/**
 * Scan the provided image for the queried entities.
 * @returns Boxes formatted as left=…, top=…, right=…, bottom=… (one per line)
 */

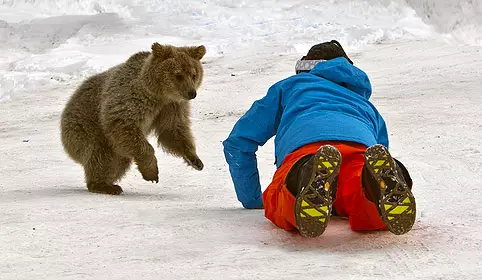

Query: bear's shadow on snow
left=8, top=185, right=180, bottom=202
left=0, top=187, right=91, bottom=202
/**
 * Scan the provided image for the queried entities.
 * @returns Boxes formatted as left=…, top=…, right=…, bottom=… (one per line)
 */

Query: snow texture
left=0, top=1, right=481, bottom=279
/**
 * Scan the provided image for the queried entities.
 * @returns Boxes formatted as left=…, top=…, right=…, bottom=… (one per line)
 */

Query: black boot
left=288, top=145, right=342, bottom=238
left=363, top=144, right=416, bottom=235
left=285, top=155, right=313, bottom=196
left=286, top=154, right=341, bottom=216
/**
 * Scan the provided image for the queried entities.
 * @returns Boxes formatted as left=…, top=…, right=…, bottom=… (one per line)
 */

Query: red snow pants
left=262, top=141, right=387, bottom=232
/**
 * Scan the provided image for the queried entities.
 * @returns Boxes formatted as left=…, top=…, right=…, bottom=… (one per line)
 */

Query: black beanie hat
left=302, top=40, right=353, bottom=64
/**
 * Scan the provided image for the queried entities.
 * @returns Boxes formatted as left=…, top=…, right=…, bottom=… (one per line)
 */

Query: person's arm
left=223, top=84, right=283, bottom=209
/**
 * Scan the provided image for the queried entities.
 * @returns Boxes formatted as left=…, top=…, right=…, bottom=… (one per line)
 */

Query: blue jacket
left=223, top=57, right=388, bottom=209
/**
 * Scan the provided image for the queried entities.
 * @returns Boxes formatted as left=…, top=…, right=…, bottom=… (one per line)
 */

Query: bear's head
left=141, top=43, right=206, bottom=102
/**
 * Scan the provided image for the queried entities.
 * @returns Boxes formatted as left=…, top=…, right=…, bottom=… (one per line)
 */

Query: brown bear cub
left=61, top=43, right=206, bottom=195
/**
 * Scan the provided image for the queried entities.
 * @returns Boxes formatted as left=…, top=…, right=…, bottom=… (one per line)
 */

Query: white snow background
left=0, top=0, right=481, bottom=279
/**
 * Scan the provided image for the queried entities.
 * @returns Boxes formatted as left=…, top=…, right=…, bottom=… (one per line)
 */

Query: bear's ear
left=151, top=42, right=175, bottom=60
left=182, top=45, right=206, bottom=60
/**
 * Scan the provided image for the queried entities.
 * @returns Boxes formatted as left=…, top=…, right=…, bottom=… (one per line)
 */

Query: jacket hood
left=309, top=57, right=372, bottom=99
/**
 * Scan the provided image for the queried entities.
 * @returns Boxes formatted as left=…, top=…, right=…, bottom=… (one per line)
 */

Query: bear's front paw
left=138, top=157, right=159, bottom=183
left=184, top=155, right=204, bottom=171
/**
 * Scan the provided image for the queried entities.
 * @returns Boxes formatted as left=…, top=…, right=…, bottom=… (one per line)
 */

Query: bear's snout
left=187, top=90, right=197, bottom=99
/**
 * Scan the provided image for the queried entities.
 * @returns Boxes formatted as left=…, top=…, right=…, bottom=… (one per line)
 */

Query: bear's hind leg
left=84, top=148, right=130, bottom=195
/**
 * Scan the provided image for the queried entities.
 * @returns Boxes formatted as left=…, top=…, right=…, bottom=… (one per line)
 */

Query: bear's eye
left=192, top=74, right=196, bottom=80
left=175, top=73, right=183, bottom=80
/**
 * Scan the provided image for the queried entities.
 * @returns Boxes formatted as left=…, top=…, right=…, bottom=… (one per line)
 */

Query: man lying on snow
left=223, top=40, right=416, bottom=238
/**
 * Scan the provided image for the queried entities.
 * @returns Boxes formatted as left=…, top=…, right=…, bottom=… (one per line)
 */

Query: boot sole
left=294, top=145, right=341, bottom=238
left=364, top=144, right=416, bottom=235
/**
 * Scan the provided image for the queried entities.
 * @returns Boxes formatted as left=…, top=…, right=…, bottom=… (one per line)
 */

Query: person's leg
left=331, top=143, right=387, bottom=231
left=262, top=159, right=299, bottom=231
left=362, top=144, right=416, bottom=235
left=263, top=142, right=338, bottom=232
left=293, top=145, right=341, bottom=237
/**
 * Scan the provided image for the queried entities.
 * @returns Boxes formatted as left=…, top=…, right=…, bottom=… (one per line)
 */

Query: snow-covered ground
left=1, top=1, right=481, bottom=279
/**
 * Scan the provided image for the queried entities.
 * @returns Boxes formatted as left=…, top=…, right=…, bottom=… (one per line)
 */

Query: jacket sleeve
left=222, top=84, right=283, bottom=209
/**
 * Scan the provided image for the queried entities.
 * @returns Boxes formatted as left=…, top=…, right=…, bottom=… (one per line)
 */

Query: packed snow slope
left=1, top=1, right=481, bottom=279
